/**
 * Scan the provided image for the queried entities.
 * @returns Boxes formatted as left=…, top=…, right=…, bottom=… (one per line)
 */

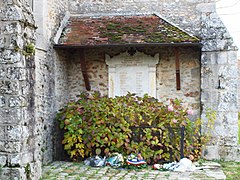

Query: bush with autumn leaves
left=56, top=92, right=216, bottom=163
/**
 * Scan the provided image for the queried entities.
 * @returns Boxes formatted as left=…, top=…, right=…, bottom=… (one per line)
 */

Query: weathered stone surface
left=0, top=126, right=5, bottom=139
left=106, top=51, right=159, bottom=98
left=203, top=145, right=220, bottom=160
left=8, top=153, right=22, bottom=166
left=0, top=22, right=22, bottom=34
left=0, top=108, right=27, bottom=125
left=0, top=80, right=19, bottom=94
left=0, top=50, right=22, bottom=64
left=41, top=161, right=227, bottom=180
left=5, top=125, right=29, bottom=141
left=156, top=47, right=200, bottom=115
left=201, top=50, right=238, bottom=161
left=0, top=95, right=6, bottom=107
left=8, top=96, right=27, bottom=107
left=196, top=3, right=215, bottom=13
left=0, top=67, right=27, bottom=81
left=0, top=0, right=39, bottom=179
left=1, top=167, right=26, bottom=180
left=0, top=141, right=22, bottom=153
left=0, top=154, right=7, bottom=166
left=219, top=146, right=239, bottom=161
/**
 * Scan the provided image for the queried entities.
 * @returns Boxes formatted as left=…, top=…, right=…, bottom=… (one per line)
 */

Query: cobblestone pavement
left=41, top=161, right=226, bottom=180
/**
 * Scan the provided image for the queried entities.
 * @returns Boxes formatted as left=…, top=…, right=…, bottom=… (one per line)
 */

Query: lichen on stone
left=60, top=14, right=199, bottom=46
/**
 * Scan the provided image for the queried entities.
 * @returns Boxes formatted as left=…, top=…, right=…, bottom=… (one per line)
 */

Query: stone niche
left=106, top=51, right=159, bottom=98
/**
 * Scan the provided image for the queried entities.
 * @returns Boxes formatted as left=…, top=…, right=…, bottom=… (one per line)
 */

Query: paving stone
left=41, top=161, right=226, bottom=180
left=78, top=177, right=88, bottom=180
left=67, top=177, right=79, bottom=180
left=99, top=177, right=111, bottom=180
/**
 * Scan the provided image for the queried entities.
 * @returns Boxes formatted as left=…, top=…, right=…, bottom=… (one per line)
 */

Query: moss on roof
left=59, top=14, right=199, bottom=46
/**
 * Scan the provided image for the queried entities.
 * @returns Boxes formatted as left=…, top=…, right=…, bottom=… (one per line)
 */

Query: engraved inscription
left=106, top=51, right=159, bottom=98
left=116, top=66, right=148, bottom=96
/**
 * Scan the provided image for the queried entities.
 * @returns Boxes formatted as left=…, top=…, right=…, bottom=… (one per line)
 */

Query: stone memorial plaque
left=115, top=66, right=149, bottom=96
left=106, top=51, right=159, bottom=98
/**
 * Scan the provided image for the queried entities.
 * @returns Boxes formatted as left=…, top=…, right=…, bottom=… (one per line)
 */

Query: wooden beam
left=175, top=47, right=181, bottom=90
left=79, top=49, right=91, bottom=91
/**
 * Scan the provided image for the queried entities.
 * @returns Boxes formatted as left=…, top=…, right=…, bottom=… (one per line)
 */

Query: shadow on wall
left=53, top=120, right=71, bottom=161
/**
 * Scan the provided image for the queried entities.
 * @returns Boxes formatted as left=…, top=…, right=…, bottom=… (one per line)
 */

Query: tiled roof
left=58, top=14, right=199, bottom=46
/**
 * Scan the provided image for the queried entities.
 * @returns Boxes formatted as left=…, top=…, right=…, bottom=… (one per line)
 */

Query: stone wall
left=0, top=0, right=41, bottom=179
left=201, top=50, right=239, bottom=161
left=67, top=49, right=108, bottom=99
left=64, top=47, right=200, bottom=116
left=0, top=0, right=69, bottom=179
left=198, top=3, right=239, bottom=161
left=33, top=0, right=69, bottom=165
left=156, top=47, right=201, bottom=117
left=52, top=50, right=69, bottom=161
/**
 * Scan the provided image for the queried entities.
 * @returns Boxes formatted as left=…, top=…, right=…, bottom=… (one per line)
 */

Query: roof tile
left=58, top=14, right=199, bottom=46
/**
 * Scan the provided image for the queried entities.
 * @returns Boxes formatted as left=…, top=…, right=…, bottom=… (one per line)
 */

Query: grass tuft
left=238, top=112, right=240, bottom=144
left=220, top=161, right=240, bottom=180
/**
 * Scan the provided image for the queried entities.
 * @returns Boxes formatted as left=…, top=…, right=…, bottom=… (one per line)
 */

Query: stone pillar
left=0, top=1, right=41, bottom=179
left=201, top=51, right=239, bottom=160
left=199, top=3, right=239, bottom=161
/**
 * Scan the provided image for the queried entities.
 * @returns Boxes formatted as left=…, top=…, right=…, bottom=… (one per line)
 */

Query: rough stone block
left=223, top=136, right=238, bottom=146
left=0, top=35, right=6, bottom=48
left=1, top=167, right=26, bottom=180
left=218, top=92, right=238, bottom=111
left=18, top=68, right=27, bottom=81
left=224, top=78, right=237, bottom=92
left=21, top=152, right=34, bottom=165
left=0, top=126, right=5, bottom=139
left=202, top=39, right=229, bottom=52
left=0, top=67, right=7, bottom=79
left=29, top=161, right=42, bottom=180
left=9, top=34, right=24, bottom=49
left=3, top=141, right=22, bottom=153
left=216, top=40, right=227, bottom=50
left=201, top=90, right=210, bottom=103
left=1, top=22, right=22, bottom=34
left=0, top=95, right=6, bottom=107
left=20, top=81, right=30, bottom=95
left=201, top=53, right=211, bottom=65
left=2, top=5, right=23, bottom=21
left=0, top=80, right=19, bottom=94
left=203, top=145, right=220, bottom=160
left=0, top=67, right=28, bottom=80
left=196, top=3, right=215, bottom=13
left=0, top=141, right=5, bottom=152
left=0, top=154, right=7, bottom=166
left=219, top=65, right=238, bottom=79
left=0, top=50, right=22, bottom=64
left=6, top=125, right=23, bottom=141
left=217, top=52, right=227, bottom=64
left=9, top=96, right=27, bottom=107
left=227, top=51, right=238, bottom=64
left=219, top=146, right=238, bottom=161
left=0, top=108, right=22, bottom=124
left=8, top=153, right=22, bottom=166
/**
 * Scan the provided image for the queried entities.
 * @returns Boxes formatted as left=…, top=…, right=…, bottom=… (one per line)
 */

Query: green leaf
left=96, top=148, right=101, bottom=155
